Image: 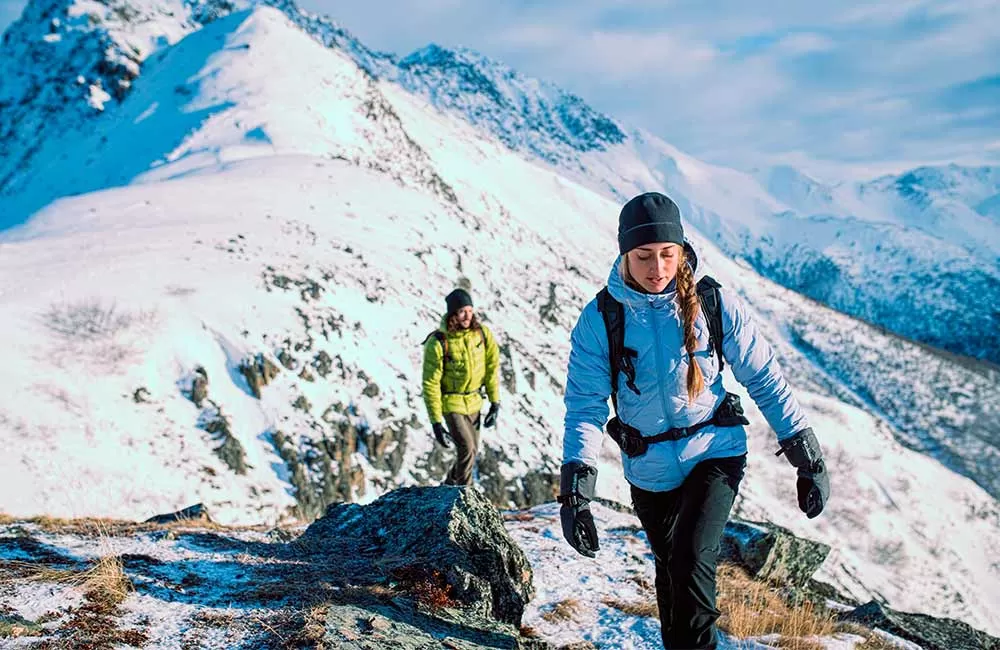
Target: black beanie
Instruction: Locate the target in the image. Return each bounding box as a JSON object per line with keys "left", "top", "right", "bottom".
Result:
{"left": 445, "top": 288, "right": 473, "bottom": 316}
{"left": 618, "top": 192, "right": 685, "bottom": 255}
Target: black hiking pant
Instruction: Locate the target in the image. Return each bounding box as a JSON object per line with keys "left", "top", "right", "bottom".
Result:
{"left": 443, "top": 412, "right": 481, "bottom": 486}
{"left": 630, "top": 455, "right": 746, "bottom": 650}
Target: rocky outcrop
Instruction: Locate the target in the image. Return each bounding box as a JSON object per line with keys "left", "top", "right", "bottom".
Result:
{"left": 839, "top": 600, "right": 1000, "bottom": 650}
{"left": 477, "top": 447, "right": 558, "bottom": 509}
{"left": 720, "top": 519, "right": 830, "bottom": 590}
{"left": 199, "top": 403, "right": 248, "bottom": 475}
{"left": 144, "top": 503, "right": 212, "bottom": 525}
{"left": 238, "top": 353, "right": 280, "bottom": 398}
{"left": 322, "top": 601, "right": 550, "bottom": 649}
{"left": 301, "top": 486, "right": 534, "bottom": 627}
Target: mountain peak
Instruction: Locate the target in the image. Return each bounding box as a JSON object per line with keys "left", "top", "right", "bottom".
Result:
{"left": 396, "top": 42, "right": 626, "bottom": 164}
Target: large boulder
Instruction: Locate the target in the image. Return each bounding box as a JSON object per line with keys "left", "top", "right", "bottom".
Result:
{"left": 839, "top": 601, "right": 1000, "bottom": 650}
{"left": 301, "top": 485, "right": 534, "bottom": 626}
{"left": 720, "top": 519, "right": 830, "bottom": 589}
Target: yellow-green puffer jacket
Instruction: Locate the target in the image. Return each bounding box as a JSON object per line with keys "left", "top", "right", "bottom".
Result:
{"left": 422, "top": 322, "right": 500, "bottom": 424}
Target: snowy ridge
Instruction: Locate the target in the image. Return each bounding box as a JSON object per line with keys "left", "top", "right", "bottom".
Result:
{"left": 0, "top": 0, "right": 999, "bottom": 638}
{"left": 395, "top": 44, "right": 627, "bottom": 166}
{"left": 377, "top": 45, "right": 1000, "bottom": 365}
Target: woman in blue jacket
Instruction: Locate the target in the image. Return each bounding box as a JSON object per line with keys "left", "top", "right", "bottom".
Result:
{"left": 559, "top": 192, "right": 830, "bottom": 649}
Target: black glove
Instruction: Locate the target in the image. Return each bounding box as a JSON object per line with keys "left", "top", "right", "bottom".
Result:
{"left": 483, "top": 402, "right": 500, "bottom": 428}
{"left": 432, "top": 422, "right": 450, "bottom": 448}
{"left": 558, "top": 462, "right": 599, "bottom": 557}
{"left": 777, "top": 428, "right": 830, "bottom": 519}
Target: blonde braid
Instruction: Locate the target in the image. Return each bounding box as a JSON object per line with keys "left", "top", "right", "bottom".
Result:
{"left": 676, "top": 253, "right": 704, "bottom": 402}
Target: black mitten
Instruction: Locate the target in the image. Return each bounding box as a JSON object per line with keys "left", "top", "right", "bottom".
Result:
{"left": 558, "top": 462, "right": 600, "bottom": 557}
{"left": 777, "top": 428, "right": 830, "bottom": 519}
{"left": 432, "top": 422, "right": 450, "bottom": 448}
{"left": 484, "top": 402, "right": 500, "bottom": 428}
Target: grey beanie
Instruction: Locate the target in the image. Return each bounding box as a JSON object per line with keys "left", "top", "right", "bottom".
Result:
{"left": 618, "top": 192, "right": 685, "bottom": 254}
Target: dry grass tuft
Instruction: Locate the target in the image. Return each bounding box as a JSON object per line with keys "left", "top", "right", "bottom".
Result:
{"left": 541, "top": 598, "right": 582, "bottom": 623}
{"left": 0, "top": 514, "right": 275, "bottom": 537}
{"left": 297, "top": 605, "right": 330, "bottom": 649}
{"left": 2, "top": 553, "right": 132, "bottom": 605}
{"left": 82, "top": 555, "right": 133, "bottom": 606}
{"left": 602, "top": 597, "right": 659, "bottom": 618}
{"left": 248, "top": 605, "right": 331, "bottom": 650}
{"left": 519, "top": 624, "right": 542, "bottom": 638}
{"left": 716, "top": 563, "right": 835, "bottom": 645}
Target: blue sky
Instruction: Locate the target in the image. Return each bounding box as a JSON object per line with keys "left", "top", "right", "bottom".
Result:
{"left": 2, "top": 0, "right": 998, "bottom": 178}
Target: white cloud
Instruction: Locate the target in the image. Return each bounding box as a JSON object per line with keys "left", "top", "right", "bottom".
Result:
{"left": 2, "top": 0, "right": 997, "bottom": 172}
{"left": 773, "top": 32, "right": 835, "bottom": 55}
{"left": 306, "top": 0, "right": 999, "bottom": 170}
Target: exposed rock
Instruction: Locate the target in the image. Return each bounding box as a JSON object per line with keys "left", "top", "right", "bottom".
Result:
{"left": 477, "top": 447, "right": 558, "bottom": 509}
{"left": 277, "top": 349, "right": 297, "bottom": 370}
{"left": 498, "top": 341, "right": 518, "bottom": 395}
{"left": 292, "top": 395, "right": 312, "bottom": 412}
{"left": 190, "top": 366, "right": 209, "bottom": 407}
{"left": 362, "top": 381, "right": 380, "bottom": 397}
{"left": 144, "top": 503, "right": 212, "bottom": 524}
{"left": 312, "top": 350, "right": 334, "bottom": 378}
{"left": 839, "top": 600, "right": 1000, "bottom": 650}
{"left": 132, "top": 386, "right": 151, "bottom": 403}
{"left": 302, "top": 486, "right": 534, "bottom": 626}
{"left": 271, "top": 430, "right": 331, "bottom": 521}
{"left": 322, "top": 601, "right": 551, "bottom": 649}
{"left": 538, "top": 282, "right": 559, "bottom": 325}
{"left": 202, "top": 405, "right": 248, "bottom": 475}
{"left": 719, "top": 519, "right": 830, "bottom": 590}
{"left": 299, "top": 367, "right": 315, "bottom": 382}
{"left": 239, "top": 353, "right": 280, "bottom": 398}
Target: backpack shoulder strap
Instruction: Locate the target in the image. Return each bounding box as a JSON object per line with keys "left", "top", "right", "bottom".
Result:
{"left": 696, "top": 275, "right": 725, "bottom": 372}
{"left": 596, "top": 287, "right": 625, "bottom": 416}
{"left": 422, "top": 330, "right": 448, "bottom": 359}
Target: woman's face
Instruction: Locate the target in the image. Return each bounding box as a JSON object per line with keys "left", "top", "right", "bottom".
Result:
{"left": 627, "top": 243, "right": 682, "bottom": 293}
{"left": 454, "top": 306, "right": 474, "bottom": 329}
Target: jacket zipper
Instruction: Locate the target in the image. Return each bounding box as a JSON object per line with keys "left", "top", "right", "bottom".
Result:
{"left": 650, "top": 306, "right": 682, "bottom": 477}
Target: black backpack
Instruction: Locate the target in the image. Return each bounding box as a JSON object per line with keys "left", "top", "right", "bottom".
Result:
{"left": 596, "top": 276, "right": 724, "bottom": 415}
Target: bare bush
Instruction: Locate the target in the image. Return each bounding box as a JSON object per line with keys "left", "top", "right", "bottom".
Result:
{"left": 42, "top": 300, "right": 137, "bottom": 341}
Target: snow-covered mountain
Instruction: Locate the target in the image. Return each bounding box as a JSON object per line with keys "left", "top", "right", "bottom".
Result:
{"left": 1, "top": 0, "right": 999, "bottom": 639}
{"left": 382, "top": 47, "right": 1000, "bottom": 366}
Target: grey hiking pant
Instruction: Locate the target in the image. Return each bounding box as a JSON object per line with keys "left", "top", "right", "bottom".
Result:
{"left": 443, "top": 412, "right": 481, "bottom": 486}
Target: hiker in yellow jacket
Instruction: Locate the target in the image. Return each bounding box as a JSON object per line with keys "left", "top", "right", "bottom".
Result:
{"left": 422, "top": 288, "right": 501, "bottom": 485}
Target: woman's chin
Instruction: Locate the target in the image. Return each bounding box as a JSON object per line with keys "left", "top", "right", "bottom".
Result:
{"left": 643, "top": 280, "right": 668, "bottom": 293}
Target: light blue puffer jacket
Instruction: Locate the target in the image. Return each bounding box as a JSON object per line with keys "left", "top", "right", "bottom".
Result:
{"left": 563, "top": 257, "right": 809, "bottom": 492}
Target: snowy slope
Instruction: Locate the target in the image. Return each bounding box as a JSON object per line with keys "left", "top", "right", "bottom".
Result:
{"left": 0, "top": 0, "right": 999, "bottom": 637}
